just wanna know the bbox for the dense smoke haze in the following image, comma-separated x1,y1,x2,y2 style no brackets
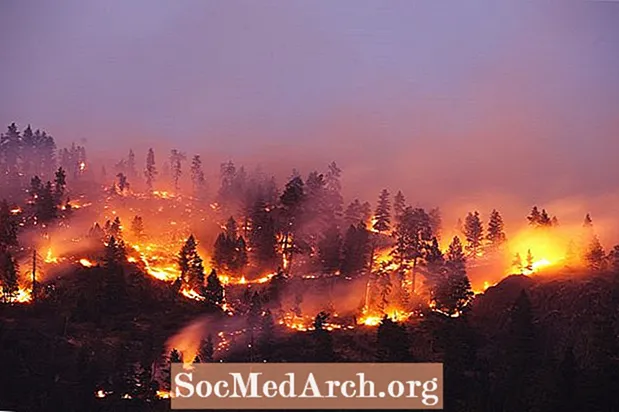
2,1,619,237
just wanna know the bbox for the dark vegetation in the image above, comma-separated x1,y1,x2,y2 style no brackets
1,122,619,411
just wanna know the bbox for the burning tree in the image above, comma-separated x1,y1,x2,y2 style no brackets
178,235,205,291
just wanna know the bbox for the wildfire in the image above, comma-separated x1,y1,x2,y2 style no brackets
79,161,86,172
10,207,21,215
152,191,175,199
156,390,172,399
79,258,94,267
44,247,58,264
180,287,205,301
357,306,410,326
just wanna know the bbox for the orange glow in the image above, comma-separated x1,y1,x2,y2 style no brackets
44,247,58,264
506,227,568,275
79,258,94,267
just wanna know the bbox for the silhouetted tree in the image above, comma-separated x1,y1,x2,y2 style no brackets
393,190,406,223
486,209,506,249
169,149,186,193
464,211,483,257
513,253,524,274
373,189,391,233
130,216,144,240
144,148,157,192
204,269,224,307
428,207,442,241
318,225,342,274
249,199,277,269
190,155,206,197
340,223,370,278
312,312,334,362
525,249,534,272
434,236,472,315
527,206,542,227
0,201,18,249
0,251,19,302
178,235,205,290
198,335,214,363
126,149,137,180
585,235,605,271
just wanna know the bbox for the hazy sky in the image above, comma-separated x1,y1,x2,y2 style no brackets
1,1,619,227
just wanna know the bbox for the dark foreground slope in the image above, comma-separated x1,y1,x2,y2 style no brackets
1,266,618,412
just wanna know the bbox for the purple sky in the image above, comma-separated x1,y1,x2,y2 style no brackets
1,1,619,229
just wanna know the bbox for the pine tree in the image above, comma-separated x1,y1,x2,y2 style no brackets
344,199,364,228
318,225,342,274
393,191,406,223
428,207,442,241
170,149,186,193
539,209,552,226
204,269,224,307
373,189,391,233
340,223,370,278
249,199,277,269
190,155,206,197
324,161,343,223
525,249,534,272
390,207,432,292
198,335,214,362
53,167,67,205
527,206,542,227
424,237,445,298
279,175,305,264
104,236,127,268
169,349,182,364
513,253,524,274
178,235,205,290
0,200,18,249
486,209,507,249
144,148,157,192
586,235,606,271
434,236,472,316
0,251,19,302
130,216,144,240
127,149,137,180
464,211,483,257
